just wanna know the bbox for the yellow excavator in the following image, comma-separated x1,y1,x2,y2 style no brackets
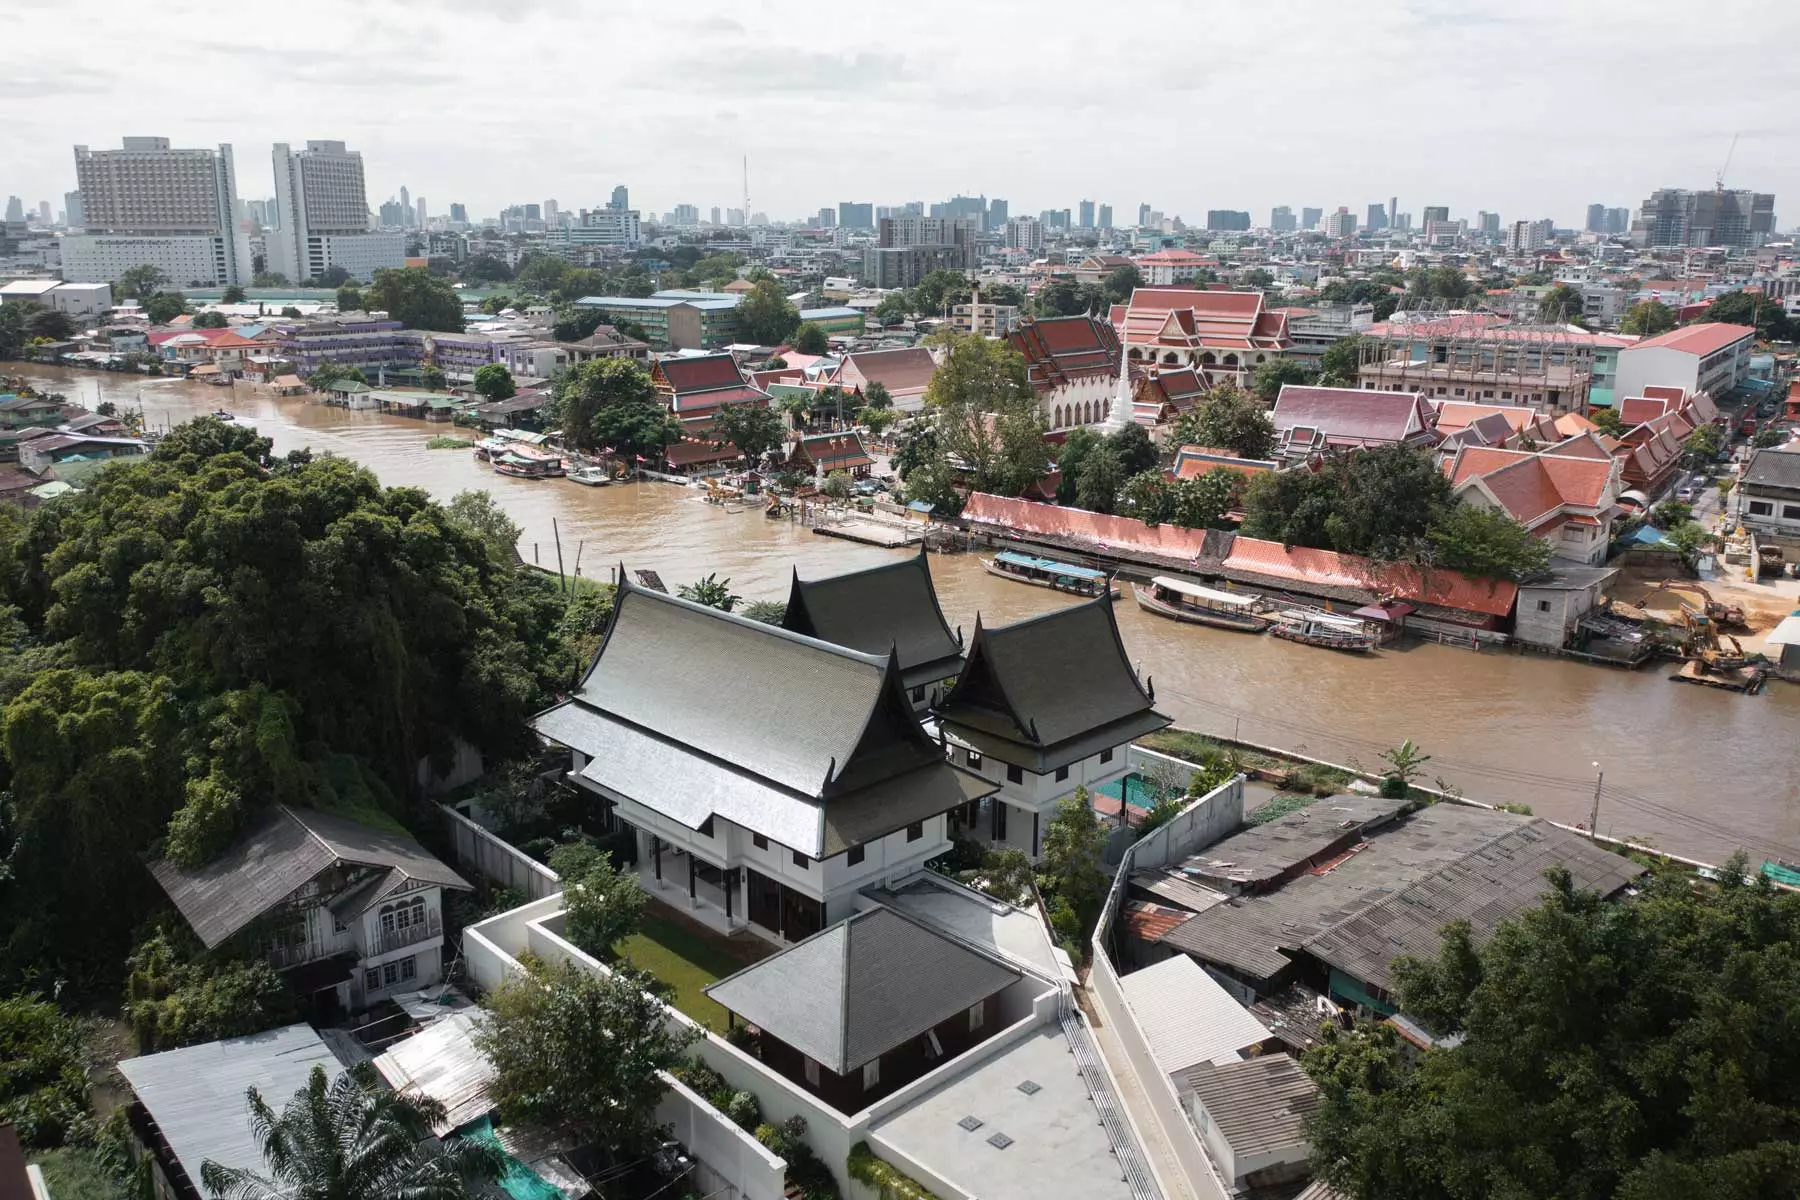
1634,581,1748,631
1640,586,1750,670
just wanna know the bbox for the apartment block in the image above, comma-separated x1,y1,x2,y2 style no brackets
63,137,250,286
268,140,403,284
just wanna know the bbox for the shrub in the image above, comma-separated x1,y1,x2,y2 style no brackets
124,931,297,1053
1290,762,1352,797
848,1141,943,1200
0,993,89,1148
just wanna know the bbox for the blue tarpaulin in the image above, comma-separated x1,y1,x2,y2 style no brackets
993,550,1109,580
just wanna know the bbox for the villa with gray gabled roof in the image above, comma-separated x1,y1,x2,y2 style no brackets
530,572,996,942
932,594,1170,859
781,545,966,709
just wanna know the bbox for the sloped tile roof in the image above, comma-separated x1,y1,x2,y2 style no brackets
1222,537,1518,617
1272,385,1431,447
784,548,964,688
655,353,747,396
1626,321,1755,356
705,907,1020,1073
837,347,938,396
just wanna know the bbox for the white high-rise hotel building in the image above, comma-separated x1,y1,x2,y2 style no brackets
268,140,404,284
63,137,252,287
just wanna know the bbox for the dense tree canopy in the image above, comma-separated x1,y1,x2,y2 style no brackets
367,267,464,332
1169,384,1278,460
1537,283,1587,325
547,358,677,458
737,278,800,344
1704,290,1793,342
472,363,516,402
1252,357,1319,402
0,419,571,983
1307,866,1800,1200
924,330,1049,496
143,291,186,324
712,402,786,472
1426,503,1551,581
791,322,829,355
1319,334,1362,386
1242,445,1454,560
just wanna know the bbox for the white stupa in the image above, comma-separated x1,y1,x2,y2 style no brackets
1098,317,1134,433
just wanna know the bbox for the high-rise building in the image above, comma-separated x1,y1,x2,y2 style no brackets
726,208,745,226
399,185,411,228
1137,203,1152,227
1389,197,1398,230
1078,199,1095,229
816,207,837,229
545,200,559,224
1325,207,1357,238
670,203,699,225
1606,207,1629,235
1506,219,1547,254
269,140,403,284
523,203,541,222
1270,206,1296,232
378,200,405,227
1097,203,1113,229
2,196,21,223
1635,187,1775,249
1206,210,1251,232
1585,203,1608,234
1475,211,1501,235
1365,202,1388,231
838,202,873,230
1301,207,1323,231
901,201,924,217
1421,205,1449,226
610,185,629,211
35,200,50,225
865,216,977,286
449,202,467,224
64,137,249,286
416,197,427,227
1005,215,1043,252
63,190,83,228
710,206,721,225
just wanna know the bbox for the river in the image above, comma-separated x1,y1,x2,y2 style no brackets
20,365,1800,869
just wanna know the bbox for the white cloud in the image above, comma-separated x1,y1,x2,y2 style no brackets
4,0,1798,229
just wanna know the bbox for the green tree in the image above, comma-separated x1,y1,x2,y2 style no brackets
872,293,911,325
116,264,168,301
1170,467,1243,530
1102,264,1144,304
1590,406,1627,436
862,407,899,439
0,992,88,1147
513,252,572,295
1319,334,1362,387
1252,357,1320,402
1684,423,1723,466
199,1063,503,1200
1537,283,1586,324
983,283,1026,308
911,269,971,316
1075,445,1125,513
549,357,676,457
1664,520,1711,564
1107,421,1159,476
903,459,961,516
1704,289,1793,342
458,255,513,285
475,957,698,1155
924,330,1046,495
417,363,446,391
1243,445,1453,559
0,304,32,359
444,490,522,563
863,381,893,410
1171,384,1277,460
1038,789,1110,944
1241,267,1275,289
1119,469,1172,524
143,291,187,324
123,931,296,1052
281,306,302,319
367,267,464,332
678,573,740,612
713,402,787,472
821,471,854,502
792,322,829,355
552,305,607,343
738,278,800,345
559,856,648,960
1619,299,1676,337
220,284,248,305
1034,279,1105,318
25,307,77,341
192,310,229,329
1307,865,1800,1200
1427,504,1552,581
472,363,516,403
313,265,351,289
335,285,363,313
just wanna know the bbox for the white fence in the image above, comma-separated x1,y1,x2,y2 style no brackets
438,804,562,901
1088,776,1245,1200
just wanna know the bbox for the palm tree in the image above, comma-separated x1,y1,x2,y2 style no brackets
201,1064,504,1200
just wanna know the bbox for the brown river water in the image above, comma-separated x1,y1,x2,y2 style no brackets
21,366,1800,868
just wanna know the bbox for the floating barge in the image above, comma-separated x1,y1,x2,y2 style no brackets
1668,660,1767,694
981,550,1120,599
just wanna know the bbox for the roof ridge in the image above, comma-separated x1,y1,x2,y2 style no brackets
618,568,895,670
280,805,344,867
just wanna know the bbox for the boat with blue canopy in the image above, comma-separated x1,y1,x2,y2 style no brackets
981,550,1120,598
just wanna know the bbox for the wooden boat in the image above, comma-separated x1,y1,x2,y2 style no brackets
493,452,554,478
981,550,1120,599
503,445,564,476
472,437,508,462
566,465,612,487
1268,609,1379,652
1133,577,1274,632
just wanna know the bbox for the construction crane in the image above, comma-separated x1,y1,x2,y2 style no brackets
1716,133,1739,193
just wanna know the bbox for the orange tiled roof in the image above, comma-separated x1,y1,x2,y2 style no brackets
1223,536,1517,617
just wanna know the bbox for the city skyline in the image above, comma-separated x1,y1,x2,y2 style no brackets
4,0,1799,227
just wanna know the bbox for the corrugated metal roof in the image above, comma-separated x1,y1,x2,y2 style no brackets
119,1024,342,1187
372,1011,494,1134
1185,1055,1319,1159
706,907,1020,1074
1119,956,1270,1079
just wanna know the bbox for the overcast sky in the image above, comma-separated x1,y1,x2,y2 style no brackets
7,0,1798,230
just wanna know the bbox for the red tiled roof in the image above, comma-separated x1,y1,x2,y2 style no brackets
964,493,1214,562
1451,449,1616,527
1626,322,1755,356
1172,445,1271,481
1114,288,1290,352
793,433,872,472
1272,385,1431,447
835,347,938,396
1432,401,1546,435
1008,316,1120,394
662,439,741,466
655,353,747,395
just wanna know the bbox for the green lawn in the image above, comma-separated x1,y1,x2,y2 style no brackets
617,912,767,1033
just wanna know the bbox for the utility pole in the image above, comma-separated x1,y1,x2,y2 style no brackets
1589,762,1603,839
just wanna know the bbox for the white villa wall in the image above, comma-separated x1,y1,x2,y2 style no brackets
1087,776,1246,1200
439,804,562,901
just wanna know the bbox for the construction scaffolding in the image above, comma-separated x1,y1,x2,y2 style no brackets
1356,297,1598,414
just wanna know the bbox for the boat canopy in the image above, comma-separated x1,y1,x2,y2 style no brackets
994,550,1109,581
1287,609,1367,631
1150,577,1259,607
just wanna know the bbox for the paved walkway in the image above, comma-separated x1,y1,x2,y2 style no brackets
1077,988,1215,1200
